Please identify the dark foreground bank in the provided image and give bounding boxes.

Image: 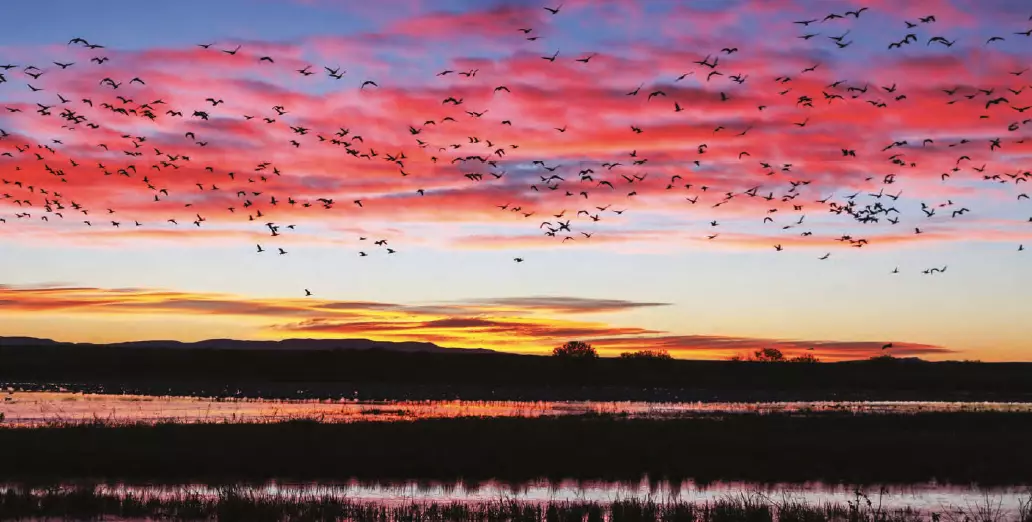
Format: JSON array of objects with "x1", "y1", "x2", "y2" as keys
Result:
[
  {"x1": 2, "y1": 412, "x2": 1032, "y2": 484},
  {"x1": 4, "y1": 343, "x2": 1032, "y2": 401},
  {"x1": 9, "y1": 487, "x2": 1023, "y2": 522}
]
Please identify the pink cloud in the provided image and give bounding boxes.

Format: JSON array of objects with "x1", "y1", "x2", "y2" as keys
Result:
[
  {"x1": 3, "y1": 4, "x2": 1031, "y2": 257},
  {"x1": 389, "y1": 6, "x2": 545, "y2": 39}
]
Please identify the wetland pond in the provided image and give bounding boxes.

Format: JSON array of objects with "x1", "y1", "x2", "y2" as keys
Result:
[
  {"x1": 4, "y1": 390, "x2": 1032, "y2": 426},
  {"x1": 4, "y1": 390, "x2": 1032, "y2": 520}
]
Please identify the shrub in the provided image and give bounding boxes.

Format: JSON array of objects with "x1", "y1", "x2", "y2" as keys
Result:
[
  {"x1": 552, "y1": 341, "x2": 598, "y2": 359},
  {"x1": 752, "y1": 348, "x2": 785, "y2": 362},
  {"x1": 789, "y1": 353, "x2": 821, "y2": 363}
]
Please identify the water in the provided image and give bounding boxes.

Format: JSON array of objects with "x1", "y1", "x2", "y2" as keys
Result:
[
  {"x1": 3, "y1": 390, "x2": 1032, "y2": 426},
  {"x1": 4, "y1": 479, "x2": 1031, "y2": 515}
]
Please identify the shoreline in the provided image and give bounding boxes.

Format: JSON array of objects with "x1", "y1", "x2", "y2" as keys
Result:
[
  {"x1": 8, "y1": 381, "x2": 1032, "y2": 403},
  {"x1": 6, "y1": 345, "x2": 1032, "y2": 403}
]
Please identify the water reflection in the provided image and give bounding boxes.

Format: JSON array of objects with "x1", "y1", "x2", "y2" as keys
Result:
[
  {"x1": 5, "y1": 479, "x2": 1030, "y2": 514},
  {"x1": 3, "y1": 391, "x2": 1032, "y2": 427}
]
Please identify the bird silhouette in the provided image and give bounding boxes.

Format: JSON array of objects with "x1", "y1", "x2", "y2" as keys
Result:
[{"x1": 0, "y1": 3, "x2": 1025, "y2": 342}]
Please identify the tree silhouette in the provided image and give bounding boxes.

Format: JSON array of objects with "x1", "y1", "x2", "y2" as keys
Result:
[
  {"x1": 553, "y1": 341, "x2": 598, "y2": 359},
  {"x1": 619, "y1": 349, "x2": 672, "y2": 360},
  {"x1": 752, "y1": 348, "x2": 785, "y2": 362}
]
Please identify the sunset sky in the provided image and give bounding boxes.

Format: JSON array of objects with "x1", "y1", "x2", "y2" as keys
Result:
[{"x1": 1, "y1": 0, "x2": 1031, "y2": 361}]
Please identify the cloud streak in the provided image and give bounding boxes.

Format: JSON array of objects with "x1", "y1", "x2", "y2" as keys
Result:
[{"x1": 0, "y1": 284, "x2": 949, "y2": 360}]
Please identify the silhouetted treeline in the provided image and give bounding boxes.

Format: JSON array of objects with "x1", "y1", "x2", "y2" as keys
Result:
[
  {"x1": 2, "y1": 412, "x2": 1031, "y2": 484},
  {"x1": 3, "y1": 343, "x2": 1032, "y2": 401}
]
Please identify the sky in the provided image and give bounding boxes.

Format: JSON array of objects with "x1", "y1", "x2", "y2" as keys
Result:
[{"x1": 1, "y1": 0, "x2": 1031, "y2": 361}]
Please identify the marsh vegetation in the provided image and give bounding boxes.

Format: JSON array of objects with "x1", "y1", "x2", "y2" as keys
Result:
[
  {"x1": 2, "y1": 412, "x2": 1032, "y2": 483},
  {"x1": 2, "y1": 486, "x2": 1032, "y2": 522}
]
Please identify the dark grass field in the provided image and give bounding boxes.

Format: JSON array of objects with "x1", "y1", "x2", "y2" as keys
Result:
[
  {"x1": 2, "y1": 412, "x2": 1032, "y2": 484},
  {"x1": 4, "y1": 343, "x2": 1032, "y2": 401}
]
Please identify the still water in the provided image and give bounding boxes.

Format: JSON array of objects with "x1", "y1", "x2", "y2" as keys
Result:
[{"x1": 2, "y1": 390, "x2": 1032, "y2": 426}]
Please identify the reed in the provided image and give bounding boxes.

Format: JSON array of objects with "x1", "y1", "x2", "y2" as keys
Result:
[{"x1": 0, "y1": 486, "x2": 967, "y2": 522}]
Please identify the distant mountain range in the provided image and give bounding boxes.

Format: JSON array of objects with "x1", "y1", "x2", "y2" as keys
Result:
[{"x1": 0, "y1": 336, "x2": 497, "y2": 354}]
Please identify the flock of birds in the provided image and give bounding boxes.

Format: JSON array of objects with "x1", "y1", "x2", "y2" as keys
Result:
[{"x1": 2, "y1": 4, "x2": 1032, "y2": 297}]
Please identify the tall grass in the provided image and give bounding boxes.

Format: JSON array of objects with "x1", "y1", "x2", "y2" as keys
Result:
[{"x1": 8, "y1": 486, "x2": 1020, "y2": 522}]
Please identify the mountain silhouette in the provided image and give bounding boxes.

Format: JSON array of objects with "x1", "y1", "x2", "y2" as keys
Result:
[{"x1": 0, "y1": 336, "x2": 496, "y2": 354}]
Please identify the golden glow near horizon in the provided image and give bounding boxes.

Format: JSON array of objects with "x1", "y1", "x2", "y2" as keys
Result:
[{"x1": 0, "y1": 285, "x2": 972, "y2": 361}]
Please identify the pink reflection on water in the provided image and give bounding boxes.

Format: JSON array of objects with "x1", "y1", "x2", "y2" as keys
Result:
[
  {"x1": 3, "y1": 391, "x2": 1032, "y2": 427},
  {"x1": 4, "y1": 479, "x2": 1030, "y2": 516}
]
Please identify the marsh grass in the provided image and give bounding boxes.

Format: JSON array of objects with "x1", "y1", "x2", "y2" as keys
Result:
[
  {"x1": 0, "y1": 486, "x2": 981, "y2": 522},
  {"x1": 3, "y1": 412, "x2": 1032, "y2": 484},
  {"x1": 1019, "y1": 494, "x2": 1032, "y2": 522}
]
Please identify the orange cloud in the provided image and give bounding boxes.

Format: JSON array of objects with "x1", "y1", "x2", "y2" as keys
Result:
[
  {"x1": 586, "y1": 335, "x2": 950, "y2": 360},
  {"x1": 0, "y1": 284, "x2": 949, "y2": 361}
]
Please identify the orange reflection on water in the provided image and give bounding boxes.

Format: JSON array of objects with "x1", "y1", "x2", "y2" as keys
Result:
[{"x1": 3, "y1": 391, "x2": 1032, "y2": 427}]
